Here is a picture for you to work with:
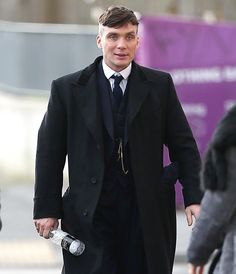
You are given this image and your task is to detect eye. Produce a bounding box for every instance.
[108,34,118,41]
[126,34,135,41]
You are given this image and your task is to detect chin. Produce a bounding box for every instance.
[115,61,129,69]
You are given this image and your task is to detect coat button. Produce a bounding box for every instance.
[82,210,88,216]
[91,177,97,184]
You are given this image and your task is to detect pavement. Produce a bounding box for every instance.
[0,183,202,273]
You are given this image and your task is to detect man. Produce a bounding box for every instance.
[34,6,202,274]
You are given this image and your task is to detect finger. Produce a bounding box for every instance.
[53,219,59,230]
[186,209,193,226]
[188,264,195,274]
[38,224,44,237]
[38,225,51,239]
[34,221,40,233]
[199,265,204,274]
[193,208,200,219]
[43,227,51,239]
[42,222,58,239]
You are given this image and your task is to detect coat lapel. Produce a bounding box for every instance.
[97,63,114,141]
[72,69,104,155]
[124,64,150,145]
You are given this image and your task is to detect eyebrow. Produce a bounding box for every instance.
[107,31,137,36]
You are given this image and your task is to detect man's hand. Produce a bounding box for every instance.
[34,218,59,238]
[185,204,200,226]
[188,263,204,274]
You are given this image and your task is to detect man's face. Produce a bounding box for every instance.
[97,23,139,72]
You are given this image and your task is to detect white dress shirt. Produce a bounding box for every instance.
[102,60,132,94]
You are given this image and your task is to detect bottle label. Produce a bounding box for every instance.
[61,235,76,251]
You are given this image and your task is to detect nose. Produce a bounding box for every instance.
[117,38,127,49]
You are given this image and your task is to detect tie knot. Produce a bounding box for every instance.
[111,74,123,84]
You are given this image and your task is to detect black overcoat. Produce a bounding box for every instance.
[34,57,202,274]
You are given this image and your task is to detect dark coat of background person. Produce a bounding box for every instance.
[187,105,236,274]
[34,56,202,274]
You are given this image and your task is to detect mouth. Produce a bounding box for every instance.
[114,53,128,59]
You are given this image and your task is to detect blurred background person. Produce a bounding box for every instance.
[187,104,236,274]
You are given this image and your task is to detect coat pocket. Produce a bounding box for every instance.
[161,162,179,189]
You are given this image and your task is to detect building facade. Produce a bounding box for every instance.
[0,0,236,24]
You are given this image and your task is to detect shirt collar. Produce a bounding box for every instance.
[102,59,132,80]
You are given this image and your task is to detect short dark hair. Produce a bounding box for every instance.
[98,6,139,30]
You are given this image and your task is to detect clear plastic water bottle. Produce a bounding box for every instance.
[49,229,85,256]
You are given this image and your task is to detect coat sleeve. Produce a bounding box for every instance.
[165,74,203,206]
[34,80,67,219]
[187,147,236,265]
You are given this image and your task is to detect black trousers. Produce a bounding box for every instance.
[93,176,148,274]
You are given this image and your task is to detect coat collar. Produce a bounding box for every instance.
[75,56,103,85]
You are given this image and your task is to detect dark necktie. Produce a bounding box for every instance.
[111,74,123,108]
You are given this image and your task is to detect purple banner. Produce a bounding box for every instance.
[136,16,236,206]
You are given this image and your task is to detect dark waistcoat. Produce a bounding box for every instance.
[97,65,134,205]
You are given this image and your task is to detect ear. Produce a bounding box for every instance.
[96,35,102,49]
